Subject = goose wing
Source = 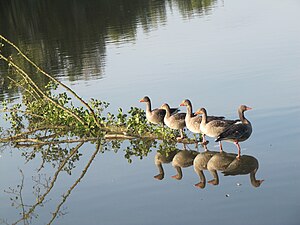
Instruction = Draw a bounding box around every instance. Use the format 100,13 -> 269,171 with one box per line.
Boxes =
216,122 -> 249,141
172,112 -> 186,120
170,108 -> 180,115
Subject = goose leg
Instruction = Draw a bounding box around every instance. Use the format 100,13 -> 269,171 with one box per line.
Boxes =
194,169 -> 206,189
154,163 -> 165,180
208,170 -> 219,185
202,134 -> 208,151
172,166 -> 183,180
202,134 -> 207,144
176,129 -> 184,140
234,141 -> 241,159
219,141 -> 223,152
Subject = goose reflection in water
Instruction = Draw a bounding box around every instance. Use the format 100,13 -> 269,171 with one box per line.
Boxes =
154,149 -> 198,180
207,152 -> 264,187
153,149 -> 263,188
193,150 -> 219,189
171,150 -> 198,180
154,150 -> 179,180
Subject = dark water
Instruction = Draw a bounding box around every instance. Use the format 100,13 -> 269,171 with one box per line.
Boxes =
1,0 -> 300,225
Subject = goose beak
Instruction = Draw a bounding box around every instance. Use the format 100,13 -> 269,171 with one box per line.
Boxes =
139,99 -> 145,102
179,102 -> 185,106
246,107 -> 252,111
195,110 -> 201,115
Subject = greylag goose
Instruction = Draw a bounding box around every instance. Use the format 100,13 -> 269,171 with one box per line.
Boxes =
222,155 -> 264,187
171,150 -> 199,180
154,150 -> 179,180
180,99 -> 225,142
193,150 -> 218,188
179,99 -> 202,134
195,108 -> 237,151
139,96 -> 179,125
160,103 -> 186,140
215,105 -> 252,159
206,152 -> 237,185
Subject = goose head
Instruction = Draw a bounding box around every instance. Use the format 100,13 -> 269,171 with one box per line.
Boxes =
139,96 -> 150,103
194,108 -> 206,115
239,105 -> 252,113
160,103 -> 170,111
180,99 -> 191,107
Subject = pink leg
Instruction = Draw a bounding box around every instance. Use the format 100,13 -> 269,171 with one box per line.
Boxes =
234,141 -> 241,159
202,134 -> 209,145
176,129 -> 184,140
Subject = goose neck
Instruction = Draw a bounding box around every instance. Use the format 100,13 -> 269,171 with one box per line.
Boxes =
145,101 -> 152,113
201,109 -> 208,125
164,106 -> 171,118
186,105 -> 193,118
250,170 -> 260,187
239,109 -> 249,124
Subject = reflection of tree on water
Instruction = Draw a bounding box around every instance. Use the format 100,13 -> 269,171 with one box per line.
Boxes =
2,142 -> 99,225
0,0 -> 217,100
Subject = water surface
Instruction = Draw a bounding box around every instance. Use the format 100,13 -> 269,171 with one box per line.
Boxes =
0,0 -> 300,224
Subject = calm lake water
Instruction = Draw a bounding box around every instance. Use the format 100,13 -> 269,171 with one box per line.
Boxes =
1,0 -> 300,224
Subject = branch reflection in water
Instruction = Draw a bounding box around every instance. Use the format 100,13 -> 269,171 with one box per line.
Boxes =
3,141 -> 101,225
154,148 -> 264,188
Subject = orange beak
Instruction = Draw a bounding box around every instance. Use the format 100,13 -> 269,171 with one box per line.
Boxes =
139,99 -> 145,102
246,107 -> 252,111
194,110 -> 202,115
180,103 -> 185,106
